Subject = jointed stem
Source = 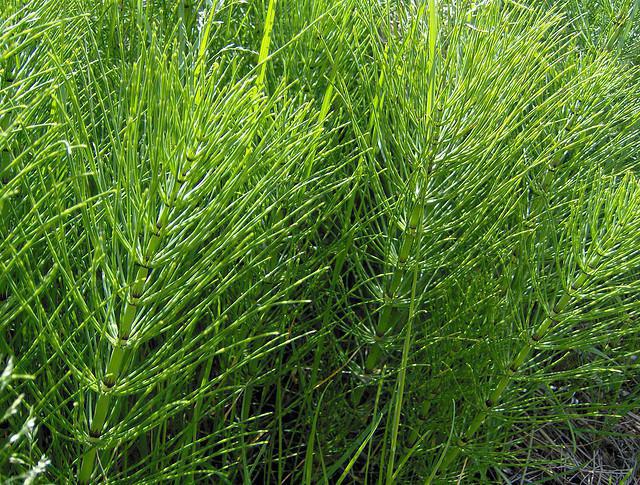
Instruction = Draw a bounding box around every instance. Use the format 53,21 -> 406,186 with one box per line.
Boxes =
78,173 -> 189,482
366,0 -> 439,373
256,0 -> 277,93
440,249 -> 604,470
78,250 -> 154,481
366,203 -> 423,371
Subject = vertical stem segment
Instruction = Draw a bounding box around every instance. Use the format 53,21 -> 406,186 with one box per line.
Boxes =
366,202 -> 423,371
439,251 -> 603,471
256,0 -> 277,93
78,243 -> 156,482
366,0 -> 438,372
78,172 -> 187,481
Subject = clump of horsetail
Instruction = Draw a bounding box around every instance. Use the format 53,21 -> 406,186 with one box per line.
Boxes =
366,0 -> 439,373
440,173 -> 640,472
77,83 -> 203,485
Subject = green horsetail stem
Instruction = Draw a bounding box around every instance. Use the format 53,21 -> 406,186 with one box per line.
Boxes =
607,0 -> 640,51
386,195 -> 428,483
244,0 -> 277,163
78,156 -> 195,483
367,0 -> 438,373
233,2 -> 278,460
366,203 -> 423,371
439,248 -> 608,472
439,172 -> 637,476
256,0 -> 277,93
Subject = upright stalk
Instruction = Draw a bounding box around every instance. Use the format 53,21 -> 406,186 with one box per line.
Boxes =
439,236 -> 615,471
365,202 -> 423,371
78,157 -> 194,482
256,0 -> 277,93
607,0 -> 639,51
366,0 -> 439,372
386,192 -> 425,484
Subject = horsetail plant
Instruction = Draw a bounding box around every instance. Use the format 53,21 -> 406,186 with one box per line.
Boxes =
439,173 -> 640,473
365,0 -> 439,374
3,1 -> 640,483
76,50 -> 206,481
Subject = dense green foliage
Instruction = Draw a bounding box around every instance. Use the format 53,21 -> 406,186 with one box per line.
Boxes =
1,0 -> 639,483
